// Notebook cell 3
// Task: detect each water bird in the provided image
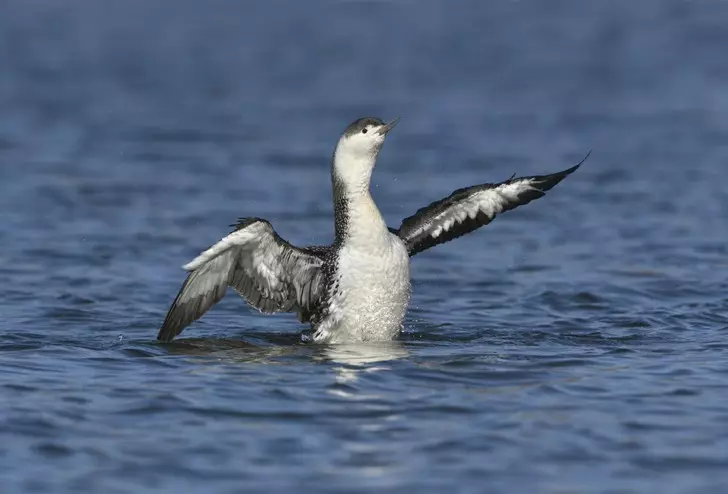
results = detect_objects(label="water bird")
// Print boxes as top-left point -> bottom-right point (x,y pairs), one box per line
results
158,117 -> 586,343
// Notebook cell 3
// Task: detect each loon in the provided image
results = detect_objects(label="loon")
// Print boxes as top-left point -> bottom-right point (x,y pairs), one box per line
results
158,117 -> 586,344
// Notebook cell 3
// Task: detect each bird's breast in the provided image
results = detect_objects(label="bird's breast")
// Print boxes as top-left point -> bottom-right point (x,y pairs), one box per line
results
319,233 -> 411,343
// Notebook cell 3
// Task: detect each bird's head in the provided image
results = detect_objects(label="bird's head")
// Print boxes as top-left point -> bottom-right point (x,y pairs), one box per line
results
336,117 -> 398,158
332,117 -> 399,191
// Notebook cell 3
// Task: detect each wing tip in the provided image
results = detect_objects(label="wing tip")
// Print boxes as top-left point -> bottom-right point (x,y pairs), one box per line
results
156,328 -> 175,342
534,149 -> 591,190
157,301 -> 185,342
562,149 -> 592,175
157,311 -> 181,342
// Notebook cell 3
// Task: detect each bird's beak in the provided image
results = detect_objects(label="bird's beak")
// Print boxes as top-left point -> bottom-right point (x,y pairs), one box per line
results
376,117 -> 400,135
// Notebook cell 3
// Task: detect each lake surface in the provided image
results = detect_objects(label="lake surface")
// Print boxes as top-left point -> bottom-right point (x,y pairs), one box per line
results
1,1 -> 728,492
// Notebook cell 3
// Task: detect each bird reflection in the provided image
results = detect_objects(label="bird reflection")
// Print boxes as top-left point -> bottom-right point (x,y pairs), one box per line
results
318,341 -> 409,385
157,335 -> 408,371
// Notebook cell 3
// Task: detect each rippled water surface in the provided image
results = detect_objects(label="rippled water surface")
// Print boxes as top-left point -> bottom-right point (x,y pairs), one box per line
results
2,1 -> 728,492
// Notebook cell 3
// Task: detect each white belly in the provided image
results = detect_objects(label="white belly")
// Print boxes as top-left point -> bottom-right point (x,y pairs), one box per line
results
313,233 -> 411,343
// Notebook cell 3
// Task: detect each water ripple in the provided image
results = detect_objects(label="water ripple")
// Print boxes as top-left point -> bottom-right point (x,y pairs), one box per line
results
2,1 -> 728,493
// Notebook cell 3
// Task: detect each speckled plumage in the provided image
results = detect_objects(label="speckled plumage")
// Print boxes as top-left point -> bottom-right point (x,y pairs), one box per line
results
157,118 -> 583,343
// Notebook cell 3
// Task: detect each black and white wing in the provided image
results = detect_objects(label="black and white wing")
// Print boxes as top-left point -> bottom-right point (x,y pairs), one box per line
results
392,155 -> 587,256
158,218 -> 328,342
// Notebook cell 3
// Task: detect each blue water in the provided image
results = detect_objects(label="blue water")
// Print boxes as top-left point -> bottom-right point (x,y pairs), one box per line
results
2,1 -> 728,492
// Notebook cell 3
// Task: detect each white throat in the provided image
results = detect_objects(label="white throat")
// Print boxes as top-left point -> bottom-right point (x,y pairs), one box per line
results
332,143 -> 377,194
332,143 -> 387,241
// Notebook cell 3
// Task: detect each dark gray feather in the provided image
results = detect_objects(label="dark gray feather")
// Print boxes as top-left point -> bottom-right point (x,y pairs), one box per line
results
158,218 -> 328,342
393,155 -> 587,256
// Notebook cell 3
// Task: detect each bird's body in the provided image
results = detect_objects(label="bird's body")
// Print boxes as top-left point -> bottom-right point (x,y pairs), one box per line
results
157,117 -> 585,344
315,227 -> 411,343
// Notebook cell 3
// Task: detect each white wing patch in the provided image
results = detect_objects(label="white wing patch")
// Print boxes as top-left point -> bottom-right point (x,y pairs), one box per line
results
182,222 -> 266,271
395,159 -> 582,257
182,252 -> 234,301
421,179 -> 543,241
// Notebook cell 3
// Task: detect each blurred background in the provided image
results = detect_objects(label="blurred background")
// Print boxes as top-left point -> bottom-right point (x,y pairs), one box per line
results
1,0 -> 727,493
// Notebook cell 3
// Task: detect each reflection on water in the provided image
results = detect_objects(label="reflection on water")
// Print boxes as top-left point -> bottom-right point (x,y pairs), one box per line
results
159,336 -> 409,387
321,341 -> 409,384
161,337 -> 303,362
161,336 -> 408,368
320,341 -> 409,366
163,338 -> 260,355
159,336 -> 408,371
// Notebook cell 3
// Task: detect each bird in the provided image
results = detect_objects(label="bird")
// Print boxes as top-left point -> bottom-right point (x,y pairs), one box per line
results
157,117 -> 586,344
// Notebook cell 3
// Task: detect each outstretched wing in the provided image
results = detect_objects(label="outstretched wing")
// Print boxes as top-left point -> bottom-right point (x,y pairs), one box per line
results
158,218 -> 327,342
392,154 -> 588,256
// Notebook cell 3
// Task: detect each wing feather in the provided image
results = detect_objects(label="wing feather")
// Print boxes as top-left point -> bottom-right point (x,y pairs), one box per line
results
393,154 -> 587,256
158,218 -> 327,341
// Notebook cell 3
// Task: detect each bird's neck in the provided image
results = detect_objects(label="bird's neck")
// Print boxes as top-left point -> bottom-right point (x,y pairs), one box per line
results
332,152 -> 386,242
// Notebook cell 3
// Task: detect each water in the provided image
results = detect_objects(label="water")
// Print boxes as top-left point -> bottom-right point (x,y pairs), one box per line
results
1,0 -> 728,492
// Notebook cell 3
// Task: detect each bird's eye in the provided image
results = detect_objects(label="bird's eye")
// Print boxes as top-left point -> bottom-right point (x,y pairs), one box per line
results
362,128 -> 368,134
